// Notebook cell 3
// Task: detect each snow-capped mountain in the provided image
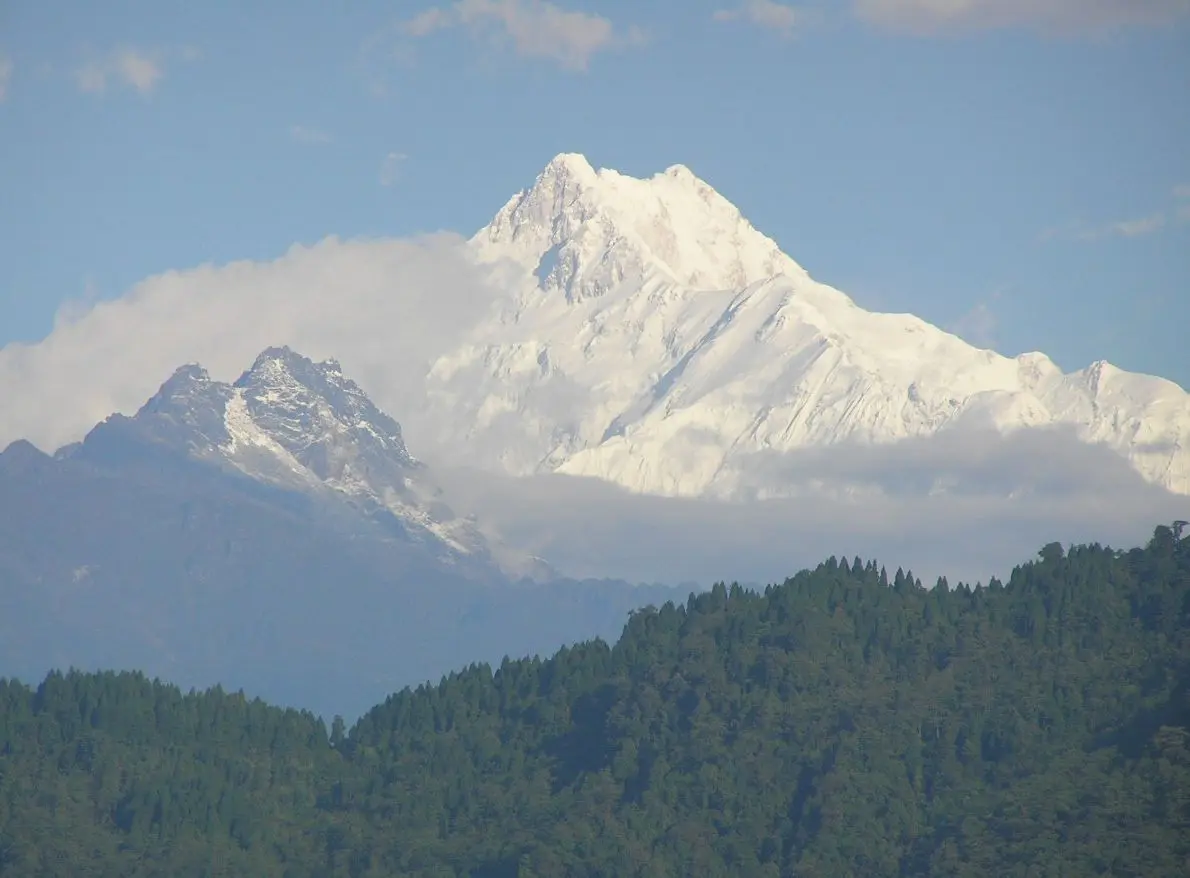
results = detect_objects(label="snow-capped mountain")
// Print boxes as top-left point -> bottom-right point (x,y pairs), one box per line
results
422,152 -> 1190,498
70,346 -> 516,572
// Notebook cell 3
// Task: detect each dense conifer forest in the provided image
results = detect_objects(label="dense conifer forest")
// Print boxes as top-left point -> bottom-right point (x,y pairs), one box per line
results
2,525 -> 1188,876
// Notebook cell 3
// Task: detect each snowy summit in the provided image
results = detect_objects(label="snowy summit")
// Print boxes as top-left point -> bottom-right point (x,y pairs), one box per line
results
421,153 -> 1190,498
473,152 -> 802,301
77,347 -> 501,568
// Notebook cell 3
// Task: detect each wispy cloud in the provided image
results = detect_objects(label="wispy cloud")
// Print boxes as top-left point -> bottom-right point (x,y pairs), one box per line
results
0,234 -> 493,455
0,54 -> 12,102
1175,185 -> 1190,221
1044,185 -> 1190,239
713,1 -> 804,37
290,125 -> 333,144
853,0 -> 1190,36
402,0 -> 646,71
947,300 -> 998,349
1109,214 -> 1167,237
77,48 -> 165,96
1041,213 -> 1167,242
380,151 -> 408,186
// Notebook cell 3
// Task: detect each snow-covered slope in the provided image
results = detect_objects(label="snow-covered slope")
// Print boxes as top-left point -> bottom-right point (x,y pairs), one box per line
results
423,152 -> 1190,497
80,347 -> 518,571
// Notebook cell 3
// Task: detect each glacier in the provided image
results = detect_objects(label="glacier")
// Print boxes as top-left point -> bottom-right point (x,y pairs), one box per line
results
419,152 -> 1190,498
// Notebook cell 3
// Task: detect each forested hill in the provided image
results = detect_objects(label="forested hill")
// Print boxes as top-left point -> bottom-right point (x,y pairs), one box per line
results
2,527 -> 1189,877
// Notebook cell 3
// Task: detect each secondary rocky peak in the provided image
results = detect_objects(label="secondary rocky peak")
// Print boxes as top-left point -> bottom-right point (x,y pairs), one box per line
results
138,361 -> 226,416
240,347 -> 362,408
244,346 -> 322,383
232,346 -> 413,470
59,348 -> 514,576
135,362 -> 231,437
144,364 -> 215,403
170,363 -> 212,382
0,438 -> 50,472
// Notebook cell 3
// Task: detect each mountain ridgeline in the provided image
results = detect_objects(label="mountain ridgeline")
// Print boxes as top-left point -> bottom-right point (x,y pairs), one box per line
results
2,527 -> 1188,876
426,153 -> 1190,498
0,347 -> 677,721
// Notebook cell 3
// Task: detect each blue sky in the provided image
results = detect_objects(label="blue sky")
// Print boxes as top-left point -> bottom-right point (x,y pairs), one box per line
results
2,0 -> 1188,387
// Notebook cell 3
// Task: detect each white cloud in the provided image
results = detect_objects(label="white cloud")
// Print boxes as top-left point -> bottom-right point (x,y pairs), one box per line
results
0,234 -> 1178,592
379,151 -> 408,186
0,234 -> 494,455
1041,213 -> 1166,242
0,54 -> 12,102
403,0 -> 646,70
1043,185 -> 1190,239
853,0 -> 1190,35
947,300 -> 997,348
290,124 -> 333,144
77,48 -> 166,96
1109,214 -> 1166,237
427,427 -> 1183,588
1169,186 -> 1190,222
714,1 -> 803,37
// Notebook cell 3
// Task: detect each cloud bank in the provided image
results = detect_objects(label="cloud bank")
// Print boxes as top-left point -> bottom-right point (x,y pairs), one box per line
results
853,0 -> 1190,35
428,427 -> 1184,588
404,0 -> 645,71
2,236 -> 1178,591
0,234 -> 494,455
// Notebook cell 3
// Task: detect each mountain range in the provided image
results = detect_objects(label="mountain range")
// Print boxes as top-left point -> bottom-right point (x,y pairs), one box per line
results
0,348 -> 676,719
420,152 -> 1190,499
67,345 -> 541,580
3,151 -> 1186,719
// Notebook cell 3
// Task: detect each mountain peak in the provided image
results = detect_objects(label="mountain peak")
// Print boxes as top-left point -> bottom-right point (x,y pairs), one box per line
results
83,348 -> 504,566
0,438 -> 50,473
139,362 -> 223,415
540,152 -> 598,183
472,155 -> 803,302
170,363 -> 211,382
149,363 -> 214,402
247,345 -> 319,377
662,162 -> 698,181
433,158 -> 1190,498
233,347 -> 412,470
129,362 -> 233,451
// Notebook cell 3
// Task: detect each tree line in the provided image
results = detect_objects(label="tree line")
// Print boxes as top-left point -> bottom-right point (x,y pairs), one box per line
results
2,525 -> 1188,876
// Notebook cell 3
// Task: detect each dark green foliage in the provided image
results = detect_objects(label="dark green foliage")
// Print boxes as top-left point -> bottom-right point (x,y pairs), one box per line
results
3,526 -> 1189,876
